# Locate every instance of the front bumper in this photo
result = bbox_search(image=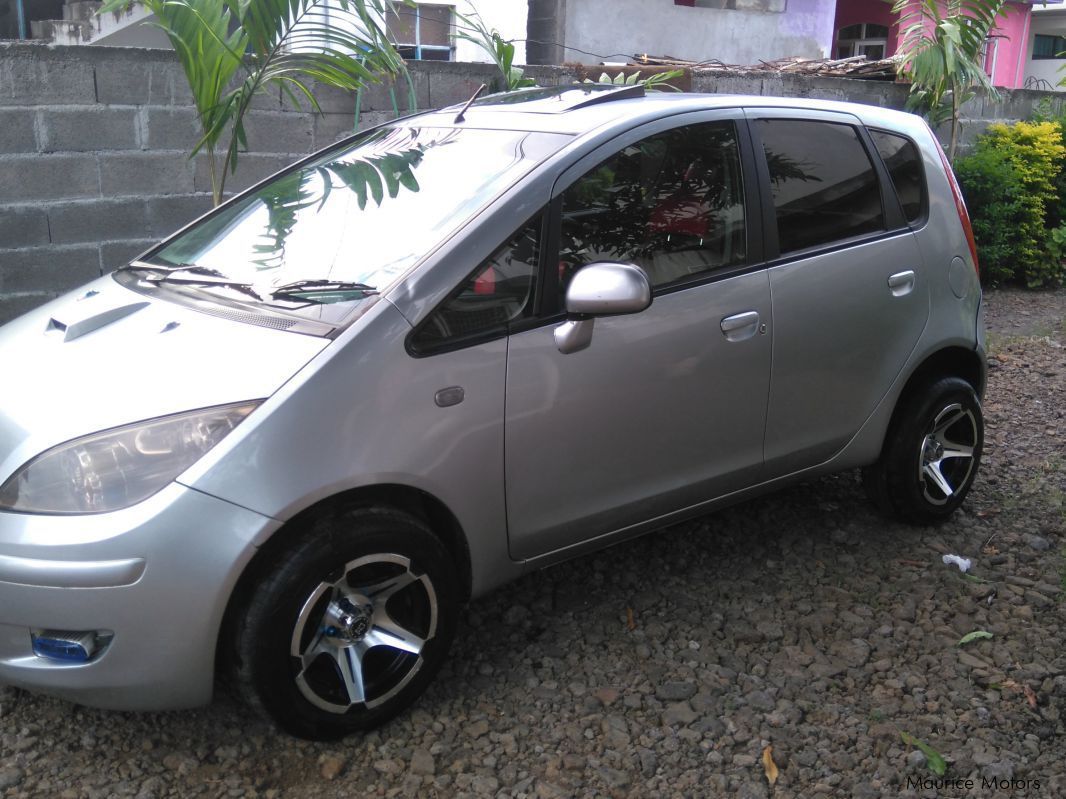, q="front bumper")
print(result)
[0,483,279,710]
